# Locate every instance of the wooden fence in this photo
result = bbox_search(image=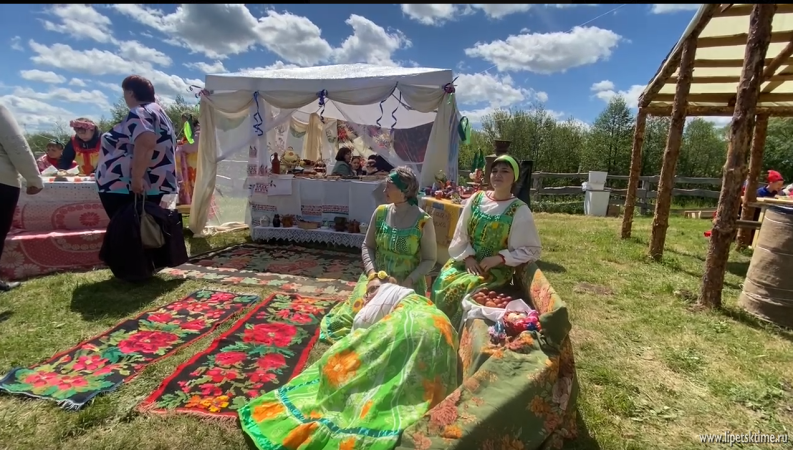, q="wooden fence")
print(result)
[460,171,721,214]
